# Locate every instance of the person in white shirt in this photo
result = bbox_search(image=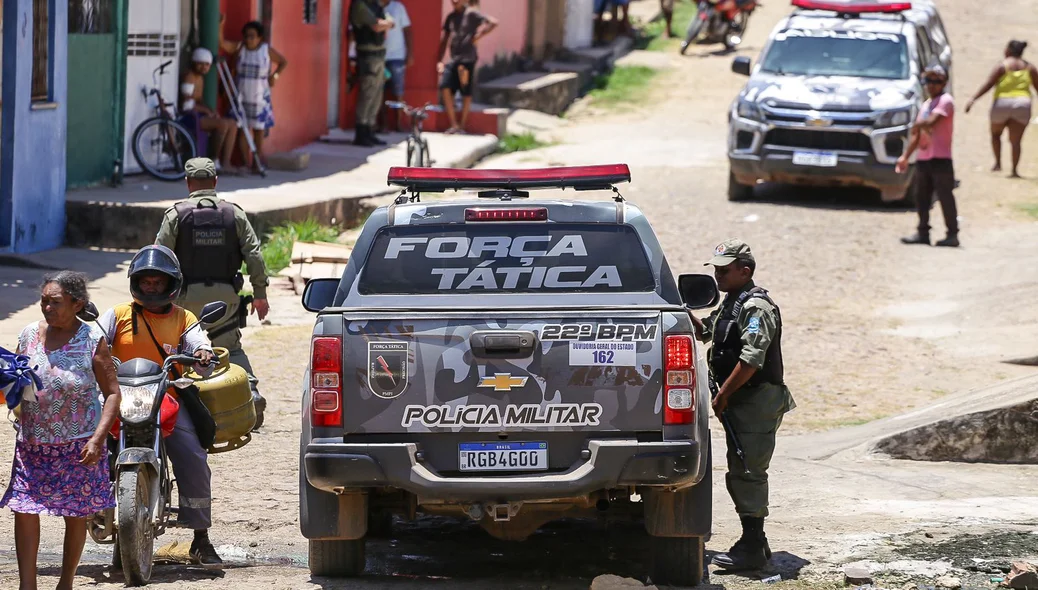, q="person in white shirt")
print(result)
[381,0,412,132]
